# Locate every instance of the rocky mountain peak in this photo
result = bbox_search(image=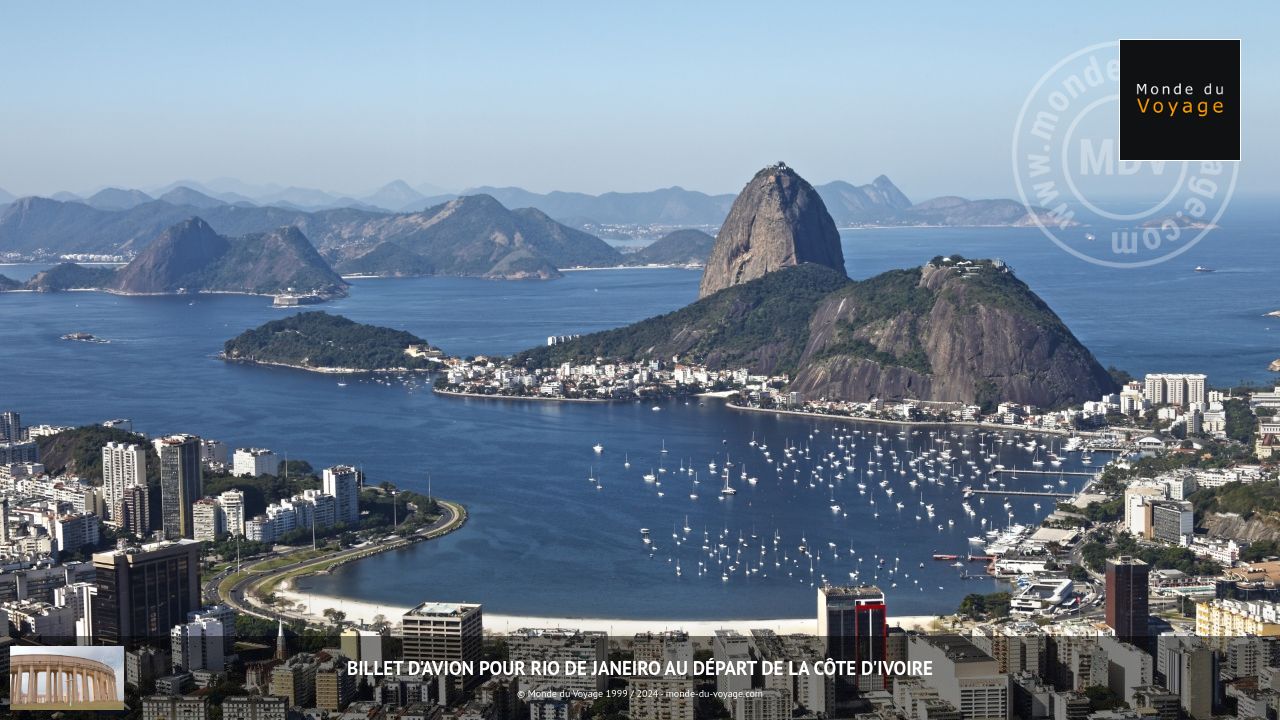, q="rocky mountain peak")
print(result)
[698,163,845,298]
